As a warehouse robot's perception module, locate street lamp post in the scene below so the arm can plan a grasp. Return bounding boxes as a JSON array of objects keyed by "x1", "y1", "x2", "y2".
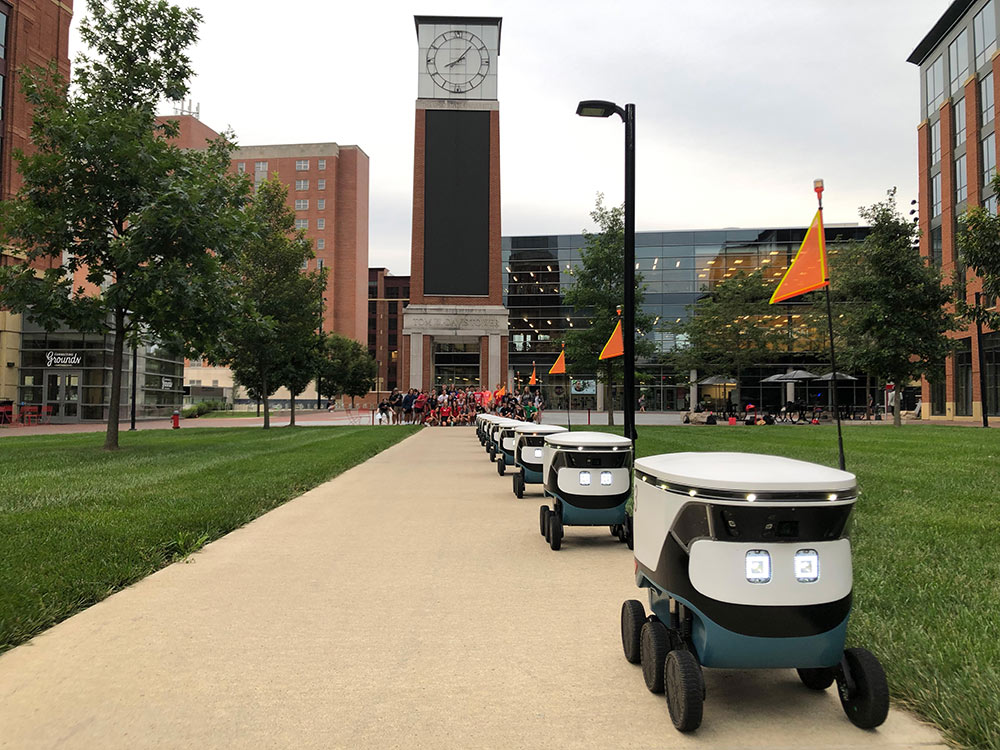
[
  {"x1": 576, "y1": 99, "x2": 637, "y2": 444},
  {"x1": 317, "y1": 294, "x2": 326, "y2": 410}
]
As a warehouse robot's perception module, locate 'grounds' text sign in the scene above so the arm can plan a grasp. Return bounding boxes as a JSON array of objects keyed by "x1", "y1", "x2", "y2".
[{"x1": 45, "y1": 351, "x2": 82, "y2": 367}]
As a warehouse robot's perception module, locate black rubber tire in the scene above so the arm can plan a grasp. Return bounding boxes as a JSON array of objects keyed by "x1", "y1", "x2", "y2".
[
  {"x1": 797, "y1": 667, "x2": 835, "y2": 690},
  {"x1": 838, "y1": 647, "x2": 889, "y2": 729},
  {"x1": 514, "y1": 472, "x2": 524, "y2": 498},
  {"x1": 620, "y1": 600, "x2": 645, "y2": 664},
  {"x1": 490, "y1": 445, "x2": 496, "y2": 462},
  {"x1": 539, "y1": 505, "x2": 549, "y2": 536},
  {"x1": 625, "y1": 513, "x2": 634, "y2": 550},
  {"x1": 610, "y1": 525, "x2": 619, "y2": 537},
  {"x1": 548, "y1": 510, "x2": 562, "y2": 550},
  {"x1": 497, "y1": 457, "x2": 505, "y2": 476},
  {"x1": 665, "y1": 650, "x2": 704, "y2": 732},
  {"x1": 640, "y1": 620, "x2": 670, "y2": 693}
]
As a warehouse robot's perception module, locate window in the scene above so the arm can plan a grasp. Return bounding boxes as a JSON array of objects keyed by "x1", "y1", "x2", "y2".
[
  {"x1": 957, "y1": 155, "x2": 968, "y2": 202},
  {"x1": 930, "y1": 225, "x2": 943, "y2": 266},
  {"x1": 986, "y1": 193, "x2": 998, "y2": 214},
  {"x1": 317, "y1": 218, "x2": 326, "y2": 230},
  {"x1": 295, "y1": 199, "x2": 308, "y2": 210},
  {"x1": 0, "y1": 10, "x2": 7, "y2": 59},
  {"x1": 317, "y1": 258, "x2": 324, "y2": 269},
  {"x1": 295, "y1": 218, "x2": 308, "y2": 230},
  {"x1": 317, "y1": 199, "x2": 326, "y2": 210},
  {"x1": 931, "y1": 119, "x2": 942, "y2": 164},
  {"x1": 982, "y1": 72, "x2": 995, "y2": 124},
  {"x1": 318, "y1": 159, "x2": 326, "y2": 170},
  {"x1": 301, "y1": 259, "x2": 308, "y2": 270},
  {"x1": 317, "y1": 238, "x2": 325, "y2": 250},
  {"x1": 296, "y1": 159, "x2": 309, "y2": 171},
  {"x1": 956, "y1": 338, "x2": 973, "y2": 415},
  {"x1": 983, "y1": 132, "x2": 996, "y2": 186},
  {"x1": 956, "y1": 98, "x2": 967, "y2": 146},
  {"x1": 317, "y1": 179, "x2": 326, "y2": 190},
  {"x1": 926, "y1": 55, "x2": 945, "y2": 115},
  {"x1": 931, "y1": 378, "x2": 946, "y2": 416},
  {"x1": 975, "y1": 0, "x2": 997, "y2": 69},
  {"x1": 212, "y1": 380, "x2": 219, "y2": 387},
  {"x1": 950, "y1": 28, "x2": 970, "y2": 93},
  {"x1": 295, "y1": 179, "x2": 309, "y2": 191},
  {"x1": 237, "y1": 162, "x2": 245, "y2": 174},
  {"x1": 932, "y1": 172, "x2": 943, "y2": 217},
  {"x1": 255, "y1": 161, "x2": 268, "y2": 172}
]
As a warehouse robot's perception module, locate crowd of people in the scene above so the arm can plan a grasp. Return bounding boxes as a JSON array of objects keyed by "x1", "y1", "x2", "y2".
[{"x1": 375, "y1": 385, "x2": 544, "y2": 426}]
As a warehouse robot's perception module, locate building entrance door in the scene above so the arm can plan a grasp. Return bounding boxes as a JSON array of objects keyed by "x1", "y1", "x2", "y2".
[{"x1": 44, "y1": 370, "x2": 81, "y2": 422}]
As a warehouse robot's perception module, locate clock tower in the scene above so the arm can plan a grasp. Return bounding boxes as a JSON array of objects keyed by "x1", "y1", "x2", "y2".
[{"x1": 402, "y1": 16, "x2": 508, "y2": 393}]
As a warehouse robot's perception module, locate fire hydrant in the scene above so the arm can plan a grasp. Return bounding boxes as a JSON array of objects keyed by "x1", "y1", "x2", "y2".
[{"x1": 171, "y1": 410, "x2": 180, "y2": 429}]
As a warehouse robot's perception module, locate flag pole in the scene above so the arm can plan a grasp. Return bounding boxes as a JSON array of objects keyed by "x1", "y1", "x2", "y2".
[{"x1": 816, "y1": 179, "x2": 846, "y2": 471}]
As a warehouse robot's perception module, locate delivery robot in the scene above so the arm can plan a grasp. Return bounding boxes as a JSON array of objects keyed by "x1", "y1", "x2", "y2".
[
  {"x1": 511, "y1": 424, "x2": 567, "y2": 497},
  {"x1": 621, "y1": 452, "x2": 888, "y2": 733}
]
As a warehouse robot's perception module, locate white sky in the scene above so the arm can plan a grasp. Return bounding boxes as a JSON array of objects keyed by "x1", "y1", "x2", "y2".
[{"x1": 70, "y1": 0, "x2": 949, "y2": 275}]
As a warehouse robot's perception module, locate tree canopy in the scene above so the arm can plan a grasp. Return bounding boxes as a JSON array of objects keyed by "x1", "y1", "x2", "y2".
[
  {"x1": 0, "y1": 0, "x2": 249, "y2": 450},
  {"x1": 956, "y1": 172, "x2": 1000, "y2": 329},
  {"x1": 317, "y1": 334, "x2": 377, "y2": 406}
]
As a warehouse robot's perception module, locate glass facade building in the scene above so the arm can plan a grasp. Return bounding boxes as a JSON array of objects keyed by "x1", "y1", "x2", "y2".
[{"x1": 502, "y1": 224, "x2": 871, "y2": 412}]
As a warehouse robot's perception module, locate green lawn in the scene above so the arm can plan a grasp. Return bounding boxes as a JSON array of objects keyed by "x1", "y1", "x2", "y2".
[
  {"x1": 599, "y1": 424, "x2": 998, "y2": 750},
  {"x1": 0, "y1": 425, "x2": 415, "y2": 653}
]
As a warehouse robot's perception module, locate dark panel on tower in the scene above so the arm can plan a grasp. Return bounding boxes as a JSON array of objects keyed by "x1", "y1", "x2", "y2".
[{"x1": 423, "y1": 110, "x2": 490, "y2": 296}]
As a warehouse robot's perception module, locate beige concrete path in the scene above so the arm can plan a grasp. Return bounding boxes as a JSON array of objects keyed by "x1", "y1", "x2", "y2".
[{"x1": 0, "y1": 428, "x2": 946, "y2": 749}]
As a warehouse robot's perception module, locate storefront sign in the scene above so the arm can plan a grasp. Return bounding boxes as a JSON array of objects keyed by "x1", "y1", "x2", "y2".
[
  {"x1": 45, "y1": 351, "x2": 82, "y2": 367},
  {"x1": 571, "y1": 379, "x2": 597, "y2": 395},
  {"x1": 162, "y1": 377, "x2": 173, "y2": 390}
]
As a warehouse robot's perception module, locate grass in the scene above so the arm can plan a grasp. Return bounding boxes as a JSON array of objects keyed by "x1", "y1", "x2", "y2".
[
  {"x1": 590, "y1": 423, "x2": 998, "y2": 750},
  {"x1": 0, "y1": 425, "x2": 416, "y2": 654}
]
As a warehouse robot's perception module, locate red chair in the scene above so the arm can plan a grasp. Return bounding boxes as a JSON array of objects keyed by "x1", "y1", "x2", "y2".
[
  {"x1": 40, "y1": 405, "x2": 54, "y2": 424},
  {"x1": 0, "y1": 405, "x2": 13, "y2": 427},
  {"x1": 20, "y1": 405, "x2": 40, "y2": 426}
]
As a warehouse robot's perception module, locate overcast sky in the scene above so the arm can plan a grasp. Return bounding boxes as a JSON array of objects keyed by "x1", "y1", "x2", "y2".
[{"x1": 71, "y1": 0, "x2": 949, "y2": 275}]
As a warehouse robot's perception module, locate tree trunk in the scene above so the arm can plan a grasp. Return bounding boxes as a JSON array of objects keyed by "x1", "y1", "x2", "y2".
[
  {"x1": 865, "y1": 375, "x2": 872, "y2": 420},
  {"x1": 289, "y1": 392, "x2": 296, "y2": 427},
  {"x1": 262, "y1": 369, "x2": 270, "y2": 430},
  {"x1": 606, "y1": 380, "x2": 614, "y2": 426},
  {"x1": 104, "y1": 308, "x2": 127, "y2": 451}
]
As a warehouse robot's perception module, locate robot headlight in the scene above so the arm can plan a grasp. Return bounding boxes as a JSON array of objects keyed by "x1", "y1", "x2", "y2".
[
  {"x1": 579, "y1": 471, "x2": 592, "y2": 486},
  {"x1": 600, "y1": 471, "x2": 613, "y2": 486},
  {"x1": 745, "y1": 550, "x2": 771, "y2": 583},
  {"x1": 534, "y1": 448, "x2": 543, "y2": 458},
  {"x1": 795, "y1": 549, "x2": 820, "y2": 582}
]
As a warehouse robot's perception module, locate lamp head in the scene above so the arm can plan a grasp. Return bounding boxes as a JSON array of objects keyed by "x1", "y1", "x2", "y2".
[
  {"x1": 813, "y1": 178, "x2": 824, "y2": 195},
  {"x1": 576, "y1": 100, "x2": 624, "y2": 119}
]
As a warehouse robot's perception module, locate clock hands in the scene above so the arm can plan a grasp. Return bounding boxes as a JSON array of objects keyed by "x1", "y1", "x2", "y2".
[{"x1": 445, "y1": 45, "x2": 473, "y2": 68}]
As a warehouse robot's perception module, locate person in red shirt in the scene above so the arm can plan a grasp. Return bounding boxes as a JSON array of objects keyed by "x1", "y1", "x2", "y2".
[
  {"x1": 414, "y1": 391, "x2": 428, "y2": 422},
  {"x1": 440, "y1": 403, "x2": 453, "y2": 426}
]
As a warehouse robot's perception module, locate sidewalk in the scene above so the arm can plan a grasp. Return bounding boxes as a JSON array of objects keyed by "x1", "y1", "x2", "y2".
[{"x1": 0, "y1": 428, "x2": 946, "y2": 749}]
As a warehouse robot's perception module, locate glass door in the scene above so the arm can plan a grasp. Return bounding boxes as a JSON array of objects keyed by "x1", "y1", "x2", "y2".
[{"x1": 44, "y1": 371, "x2": 81, "y2": 421}]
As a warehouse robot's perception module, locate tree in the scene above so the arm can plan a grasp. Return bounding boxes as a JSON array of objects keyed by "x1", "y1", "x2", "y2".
[
  {"x1": 0, "y1": 0, "x2": 249, "y2": 450},
  {"x1": 317, "y1": 333, "x2": 377, "y2": 407},
  {"x1": 218, "y1": 176, "x2": 324, "y2": 430},
  {"x1": 669, "y1": 270, "x2": 796, "y2": 407},
  {"x1": 562, "y1": 195, "x2": 656, "y2": 423},
  {"x1": 831, "y1": 189, "x2": 956, "y2": 426},
  {"x1": 956, "y1": 172, "x2": 1000, "y2": 329}
]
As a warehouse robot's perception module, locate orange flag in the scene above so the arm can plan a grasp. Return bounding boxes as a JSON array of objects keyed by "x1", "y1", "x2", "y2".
[
  {"x1": 599, "y1": 317, "x2": 624, "y2": 360},
  {"x1": 769, "y1": 210, "x2": 828, "y2": 304},
  {"x1": 548, "y1": 346, "x2": 566, "y2": 375},
  {"x1": 529, "y1": 363, "x2": 537, "y2": 385}
]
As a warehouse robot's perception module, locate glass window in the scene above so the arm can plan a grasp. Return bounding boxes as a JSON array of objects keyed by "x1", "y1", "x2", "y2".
[
  {"x1": 950, "y1": 28, "x2": 971, "y2": 93},
  {"x1": 317, "y1": 218, "x2": 325, "y2": 230},
  {"x1": 295, "y1": 199, "x2": 308, "y2": 210},
  {"x1": 296, "y1": 159, "x2": 309, "y2": 171},
  {"x1": 317, "y1": 258, "x2": 324, "y2": 269},
  {"x1": 0, "y1": 11, "x2": 7, "y2": 59},
  {"x1": 975, "y1": 0, "x2": 997, "y2": 69},
  {"x1": 986, "y1": 193, "x2": 998, "y2": 214},
  {"x1": 317, "y1": 179, "x2": 326, "y2": 190},
  {"x1": 318, "y1": 159, "x2": 326, "y2": 170},
  {"x1": 295, "y1": 218, "x2": 308, "y2": 230},
  {"x1": 0, "y1": 73, "x2": 4, "y2": 122},
  {"x1": 295, "y1": 179, "x2": 309, "y2": 191},
  {"x1": 982, "y1": 72, "x2": 995, "y2": 124},
  {"x1": 931, "y1": 378, "x2": 946, "y2": 415},
  {"x1": 255, "y1": 161, "x2": 268, "y2": 172},
  {"x1": 957, "y1": 155, "x2": 968, "y2": 202},
  {"x1": 931, "y1": 119, "x2": 942, "y2": 164},
  {"x1": 237, "y1": 162, "x2": 245, "y2": 174},
  {"x1": 926, "y1": 55, "x2": 945, "y2": 115},
  {"x1": 317, "y1": 199, "x2": 326, "y2": 210},
  {"x1": 930, "y1": 226, "x2": 943, "y2": 266},
  {"x1": 956, "y1": 338, "x2": 973, "y2": 415},
  {"x1": 932, "y1": 172, "x2": 943, "y2": 217},
  {"x1": 983, "y1": 132, "x2": 996, "y2": 186},
  {"x1": 317, "y1": 238, "x2": 325, "y2": 250},
  {"x1": 955, "y1": 98, "x2": 967, "y2": 146}
]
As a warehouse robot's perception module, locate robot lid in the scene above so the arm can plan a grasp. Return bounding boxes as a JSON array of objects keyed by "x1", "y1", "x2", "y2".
[
  {"x1": 495, "y1": 418, "x2": 524, "y2": 429},
  {"x1": 544, "y1": 431, "x2": 633, "y2": 449},
  {"x1": 634, "y1": 452, "x2": 856, "y2": 495},
  {"x1": 513, "y1": 424, "x2": 567, "y2": 436}
]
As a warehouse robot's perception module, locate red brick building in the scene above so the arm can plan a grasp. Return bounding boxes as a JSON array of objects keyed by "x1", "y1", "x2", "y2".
[
  {"x1": 368, "y1": 268, "x2": 410, "y2": 393},
  {"x1": 1, "y1": 0, "x2": 73, "y2": 407}
]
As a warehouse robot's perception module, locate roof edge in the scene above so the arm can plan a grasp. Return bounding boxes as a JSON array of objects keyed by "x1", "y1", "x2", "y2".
[{"x1": 907, "y1": 0, "x2": 977, "y2": 65}]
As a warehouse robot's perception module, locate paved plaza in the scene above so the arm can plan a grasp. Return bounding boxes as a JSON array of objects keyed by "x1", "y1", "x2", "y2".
[{"x1": 0, "y1": 427, "x2": 946, "y2": 748}]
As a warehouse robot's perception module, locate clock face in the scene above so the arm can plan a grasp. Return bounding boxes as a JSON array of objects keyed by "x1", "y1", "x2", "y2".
[{"x1": 426, "y1": 29, "x2": 490, "y2": 95}]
